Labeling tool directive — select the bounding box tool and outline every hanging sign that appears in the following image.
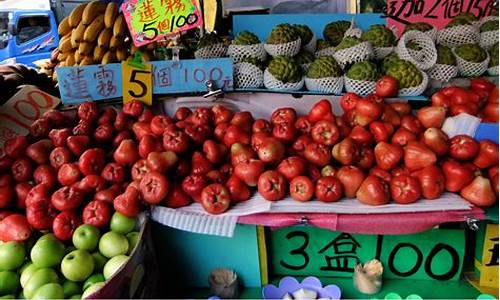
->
[270,227,464,281]
[0,86,60,157]
[57,64,123,104]
[122,60,153,105]
[386,0,497,36]
[122,0,204,47]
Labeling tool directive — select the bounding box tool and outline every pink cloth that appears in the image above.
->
[238,207,485,235]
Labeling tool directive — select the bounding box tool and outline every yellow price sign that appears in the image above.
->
[122,62,153,105]
[479,224,499,288]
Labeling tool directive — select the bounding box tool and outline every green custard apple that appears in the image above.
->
[455,43,487,62]
[267,23,299,44]
[361,24,396,47]
[197,33,221,49]
[323,20,351,46]
[490,43,499,67]
[241,57,265,70]
[406,41,422,51]
[316,39,332,51]
[293,24,314,45]
[267,55,302,83]
[404,22,434,33]
[454,12,478,23]
[480,20,499,32]
[436,45,456,65]
[295,50,315,65]
[446,17,472,28]
[381,52,402,74]
[336,36,362,51]
[346,61,378,81]
[386,60,423,88]
[233,31,260,45]
[307,56,342,78]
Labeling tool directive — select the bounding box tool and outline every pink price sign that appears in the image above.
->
[386,0,497,36]
[121,0,203,47]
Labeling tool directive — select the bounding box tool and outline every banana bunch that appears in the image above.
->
[57,1,130,67]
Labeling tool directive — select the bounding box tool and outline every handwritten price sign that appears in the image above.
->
[122,0,203,47]
[386,0,497,36]
[0,86,60,157]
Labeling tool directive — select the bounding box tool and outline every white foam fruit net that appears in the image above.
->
[437,25,479,47]
[426,63,458,82]
[453,49,489,77]
[396,31,437,71]
[315,47,336,57]
[227,43,267,62]
[398,71,429,96]
[234,62,264,88]
[373,46,393,60]
[305,76,344,94]
[303,33,317,53]
[334,42,373,69]
[264,38,301,57]
[480,30,499,50]
[263,69,304,91]
[488,65,499,76]
[344,77,376,95]
[194,43,228,59]
[405,27,438,42]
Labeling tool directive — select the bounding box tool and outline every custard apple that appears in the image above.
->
[436,45,456,65]
[307,56,342,79]
[293,24,314,45]
[197,33,222,49]
[406,41,422,51]
[346,61,378,81]
[446,18,472,28]
[480,20,499,32]
[336,36,362,51]
[490,43,499,67]
[323,20,351,46]
[316,39,332,51]
[404,22,433,33]
[295,50,315,65]
[386,60,423,88]
[455,43,487,62]
[242,57,265,70]
[267,24,299,44]
[455,12,478,23]
[267,55,302,83]
[361,24,396,47]
[381,52,402,74]
[233,31,260,45]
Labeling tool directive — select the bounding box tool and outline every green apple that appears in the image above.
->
[0,242,25,271]
[0,295,15,299]
[32,283,64,299]
[92,252,108,272]
[83,273,104,291]
[18,261,32,275]
[73,225,100,251]
[98,232,129,258]
[20,263,38,288]
[22,268,58,299]
[126,232,140,255]
[70,294,82,299]
[110,212,136,234]
[30,234,65,268]
[61,250,95,282]
[63,280,81,298]
[103,255,128,280]
[82,282,105,299]
[0,271,19,295]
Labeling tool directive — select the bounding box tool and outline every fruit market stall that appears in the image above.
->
[0,0,498,299]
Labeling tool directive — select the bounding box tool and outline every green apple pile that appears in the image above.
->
[0,212,139,299]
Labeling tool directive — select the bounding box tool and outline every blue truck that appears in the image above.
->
[0,0,92,66]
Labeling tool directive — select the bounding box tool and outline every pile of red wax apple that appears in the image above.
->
[0,81,497,223]
[431,78,499,123]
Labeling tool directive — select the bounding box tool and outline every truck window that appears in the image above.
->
[0,16,7,49]
[16,16,50,45]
